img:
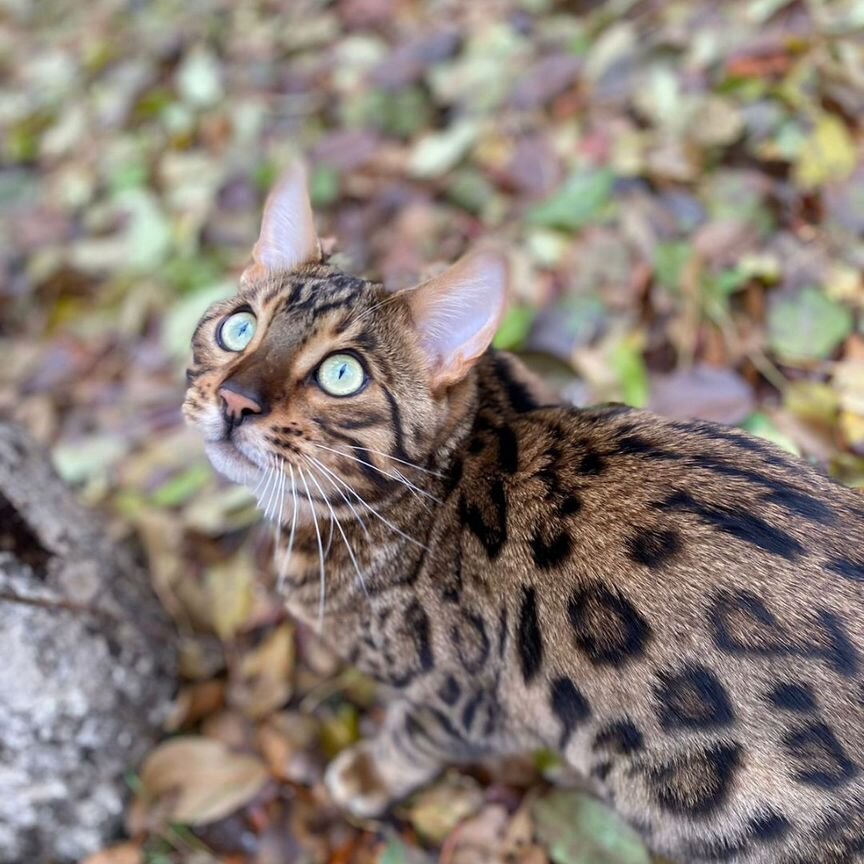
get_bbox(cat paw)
[324,743,395,819]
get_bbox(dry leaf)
[82,843,143,864]
[228,623,295,718]
[137,736,269,827]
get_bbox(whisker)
[278,463,299,593]
[344,444,446,479]
[256,456,277,516]
[308,441,443,505]
[303,457,369,599]
[298,465,326,630]
[304,454,370,538]
[273,456,286,551]
[302,453,428,551]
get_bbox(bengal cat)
[183,163,864,863]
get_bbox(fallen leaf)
[533,789,650,864]
[228,623,295,719]
[527,170,615,232]
[405,773,484,844]
[137,737,269,827]
[82,843,143,864]
[409,120,479,178]
[768,287,854,363]
[794,115,857,189]
[649,365,755,424]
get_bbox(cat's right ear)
[403,249,508,391]
[241,161,321,285]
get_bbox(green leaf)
[533,789,651,864]
[610,335,649,408]
[740,413,800,456]
[794,115,857,189]
[768,287,853,362]
[408,120,479,178]
[527,169,615,231]
[151,463,212,508]
[654,242,692,291]
[310,165,341,207]
[494,306,536,350]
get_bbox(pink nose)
[218,385,263,424]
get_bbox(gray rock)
[0,423,177,863]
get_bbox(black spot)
[591,761,613,781]
[688,454,835,525]
[558,495,583,516]
[579,449,606,475]
[451,611,490,674]
[439,546,463,603]
[460,478,508,560]
[709,590,859,677]
[827,558,864,583]
[498,603,509,659]
[550,677,591,747]
[649,742,741,817]
[659,491,803,560]
[444,457,463,498]
[568,582,651,666]
[654,664,734,731]
[406,600,434,673]
[594,720,644,755]
[334,410,387,430]
[517,586,544,684]
[627,527,681,569]
[462,691,483,733]
[493,353,540,413]
[616,434,680,460]
[761,486,835,525]
[783,722,858,789]
[497,425,519,474]
[748,810,791,842]
[767,682,817,713]
[438,675,461,706]
[530,528,572,570]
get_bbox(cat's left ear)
[404,249,508,391]
[241,161,321,284]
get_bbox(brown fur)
[185,264,864,864]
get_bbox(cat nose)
[218,382,265,425]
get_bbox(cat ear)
[404,249,508,390]
[241,161,321,284]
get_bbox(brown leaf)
[228,623,295,719]
[137,736,269,827]
[649,365,755,424]
[82,843,143,864]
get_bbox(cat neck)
[274,350,551,627]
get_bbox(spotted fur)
[185,256,864,862]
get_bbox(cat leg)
[325,700,457,818]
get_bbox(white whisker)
[308,441,443,505]
[302,452,427,551]
[273,457,286,550]
[278,463,299,593]
[344,444,446,479]
[303,458,369,599]
[298,465,326,629]
[304,454,369,538]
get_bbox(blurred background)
[1,0,863,862]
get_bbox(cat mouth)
[204,439,266,487]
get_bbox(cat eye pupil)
[317,353,366,397]
[218,311,257,352]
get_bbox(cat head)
[183,162,508,518]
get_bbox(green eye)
[317,353,366,397]
[218,311,257,352]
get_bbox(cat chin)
[205,440,264,488]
